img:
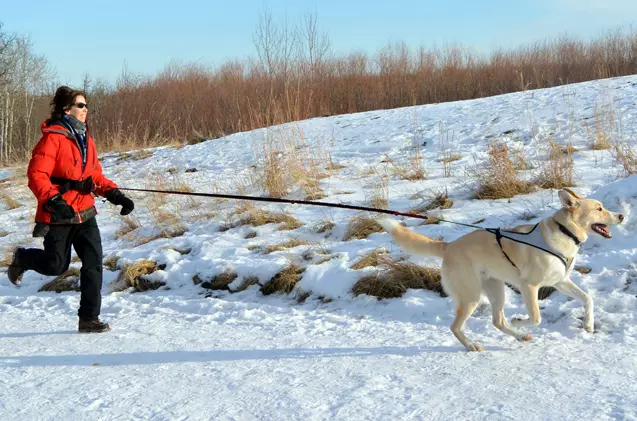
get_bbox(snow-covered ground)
[1,75,637,420]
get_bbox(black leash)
[116,187,488,229]
[116,186,577,271]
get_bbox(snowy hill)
[1,75,637,420]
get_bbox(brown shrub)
[112,260,165,292]
[39,268,81,293]
[474,142,535,200]
[343,217,384,241]
[260,264,305,296]
[352,261,444,299]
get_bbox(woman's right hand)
[44,194,75,221]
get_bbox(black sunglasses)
[73,102,88,109]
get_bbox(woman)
[7,86,135,333]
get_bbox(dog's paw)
[576,316,598,333]
[518,333,533,342]
[465,342,485,352]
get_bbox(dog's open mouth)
[592,223,612,238]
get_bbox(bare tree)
[297,11,331,79]
[252,7,299,78]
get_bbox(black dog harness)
[487,221,581,270]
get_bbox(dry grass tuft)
[474,142,535,200]
[112,260,165,292]
[369,176,389,209]
[136,224,188,246]
[39,268,81,293]
[351,248,393,270]
[534,140,575,189]
[115,217,141,238]
[260,263,305,296]
[223,204,303,231]
[103,255,120,272]
[409,192,453,214]
[0,192,21,210]
[313,218,335,234]
[0,231,9,238]
[195,270,238,290]
[585,102,613,150]
[264,238,310,254]
[253,125,329,200]
[574,266,592,274]
[611,140,637,177]
[343,217,384,241]
[234,276,260,292]
[117,150,154,162]
[352,260,444,299]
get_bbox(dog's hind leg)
[450,301,483,352]
[511,284,541,327]
[483,278,532,342]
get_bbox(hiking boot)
[7,247,25,286]
[78,318,111,333]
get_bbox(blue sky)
[3,0,636,86]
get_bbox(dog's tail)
[378,218,448,259]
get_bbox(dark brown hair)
[47,86,86,124]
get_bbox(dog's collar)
[554,220,582,246]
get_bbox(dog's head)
[558,188,624,239]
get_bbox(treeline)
[1,13,637,163]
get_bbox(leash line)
[117,187,486,228]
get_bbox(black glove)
[105,189,134,215]
[44,194,75,221]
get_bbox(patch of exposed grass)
[352,261,444,299]
[234,276,260,292]
[103,255,120,272]
[574,266,592,274]
[264,238,310,254]
[136,225,188,246]
[408,192,453,214]
[351,248,391,270]
[343,217,384,241]
[0,192,21,210]
[39,268,81,293]
[115,217,141,238]
[369,177,389,209]
[473,142,535,200]
[222,205,303,232]
[313,219,335,234]
[260,263,305,296]
[117,150,154,162]
[534,140,575,189]
[611,140,637,177]
[112,260,165,292]
[195,270,238,291]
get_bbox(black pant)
[19,217,103,319]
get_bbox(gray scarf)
[64,115,87,136]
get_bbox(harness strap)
[489,228,519,270]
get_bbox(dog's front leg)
[553,278,594,332]
[511,284,541,327]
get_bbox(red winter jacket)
[27,120,117,224]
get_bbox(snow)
[1,75,637,420]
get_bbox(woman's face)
[65,95,88,123]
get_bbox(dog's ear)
[558,189,581,210]
[562,187,582,199]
